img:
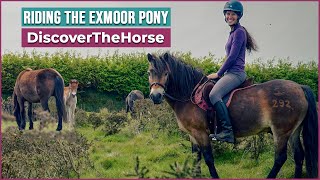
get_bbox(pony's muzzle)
[149,92,163,104]
[149,85,165,104]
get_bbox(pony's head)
[69,79,79,97]
[147,53,170,104]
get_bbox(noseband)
[149,82,190,102]
[149,82,166,91]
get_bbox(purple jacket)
[217,23,247,77]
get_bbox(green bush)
[2,51,149,97]
[104,111,128,136]
[75,109,89,127]
[237,134,274,162]
[2,51,317,99]
[88,113,103,130]
[246,58,318,97]
[2,96,14,115]
[2,127,93,178]
[122,99,182,137]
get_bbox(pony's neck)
[165,65,203,102]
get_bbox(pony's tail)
[54,76,66,126]
[301,85,318,178]
[13,92,21,128]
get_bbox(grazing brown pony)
[147,53,318,178]
[126,90,144,113]
[13,68,66,131]
[64,79,79,129]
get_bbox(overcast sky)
[1,1,318,63]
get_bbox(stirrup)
[215,134,235,143]
[209,133,235,143]
[211,137,217,141]
[209,134,217,141]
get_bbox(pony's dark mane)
[152,53,204,99]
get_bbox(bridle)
[149,82,166,91]
[149,81,191,103]
[148,58,213,103]
[149,76,217,103]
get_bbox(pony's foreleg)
[27,102,33,130]
[68,108,72,130]
[66,106,72,129]
[267,135,289,178]
[71,105,76,128]
[190,136,202,176]
[201,144,219,178]
[13,93,21,129]
[66,106,70,122]
[126,104,130,113]
[193,132,219,178]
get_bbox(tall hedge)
[2,51,318,99]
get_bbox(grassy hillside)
[1,100,302,179]
[2,51,316,178]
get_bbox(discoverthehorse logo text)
[21,7,171,47]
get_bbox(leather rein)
[149,76,215,103]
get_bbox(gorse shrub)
[104,111,128,136]
[2,127,93,178]
[75,109,89,127]
[238,133,274,162]
[2,96,14,115]
[128,99,182,136]
[88,113,103,130]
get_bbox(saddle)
[191,77,254,111]
[191,76,255,135]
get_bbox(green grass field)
[2,117,299,179]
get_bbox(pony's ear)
[147,53,154,62]
[164,52,169,61]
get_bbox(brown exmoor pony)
[64,79,79,129]
[125,90,144,113]
[147,53,318,178]
[13,68,66,131]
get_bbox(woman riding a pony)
[208,0,258,143]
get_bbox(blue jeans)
[209,71,247,105]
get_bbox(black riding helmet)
[223,0,243,21]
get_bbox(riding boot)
[209,100,235,143]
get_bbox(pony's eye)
[147,72,151,76]
[165,72,168,76]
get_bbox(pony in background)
[126,90,144,113]
[64,79,79,129]
[13,68,66,131]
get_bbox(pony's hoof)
[29,126,34,130]
[56,127,62,131]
